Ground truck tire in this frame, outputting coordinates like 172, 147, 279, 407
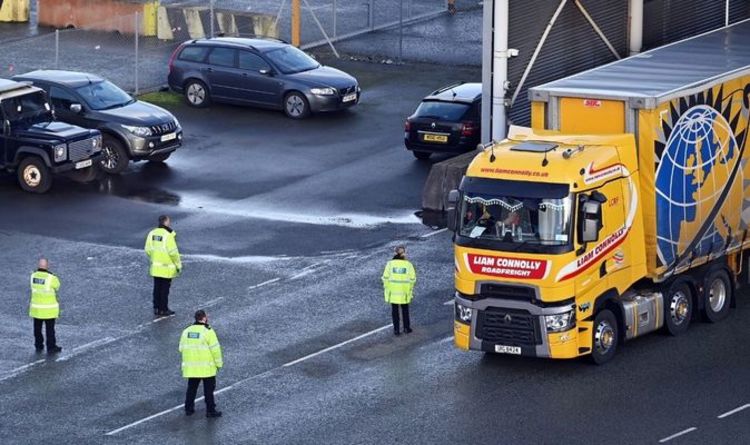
148, 152, 171, 163
590, 309, 618, 365
663, 280, 693, 336
100, 136, 130, 174
184, 79, 210, 108
412, 151, 432, 160
18, 156, 52, 193
702, 269, 732, 323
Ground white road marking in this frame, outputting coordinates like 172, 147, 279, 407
247, 277, 280, 290
282, 324, 391, 367
658, 427, 697, 443
290, 269, 316, 280
717, 404, 750, 419
421, 228, 448, 238
438, 336, 454, 344
443, 299, 455, 306
0, 337, 116, 381
197, 297, 224, 309
105, 324, 392, 435
0, 358, 46, 383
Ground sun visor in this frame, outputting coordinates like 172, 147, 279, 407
459, 177, 569, 199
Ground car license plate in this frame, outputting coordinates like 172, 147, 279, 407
75, 159, 92, 170
343, 93, 357, 102
423, 133, 448, 143
495, 345, 522, 355
161, 132, 177, 142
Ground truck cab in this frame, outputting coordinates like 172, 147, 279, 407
0, 79, 102, 193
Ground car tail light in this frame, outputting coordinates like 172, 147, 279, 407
404, 120, 411, 132
168, 44, 184, 74
461, 121, 476, 137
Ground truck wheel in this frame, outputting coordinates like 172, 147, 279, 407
185, 80, 210, 108
590, 309, 618, 365
18, 156, 52, 193
284, 92, 310, 119
100, 136, 129, 174
412, 151, 432, 160
702, 269, 732, 323
663, 280, 693, 336
148, 152, 171, 163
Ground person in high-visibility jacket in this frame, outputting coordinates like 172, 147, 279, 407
179, 310, 223, 417
144, 215, 181, 317
382, 245, 417, 336
29, 258, 62, 353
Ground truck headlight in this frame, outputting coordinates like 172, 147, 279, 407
53, 143, 67, 162
455, 303, 472, 324
122, 124, 152, 138
545, 308, 576, 333
310, 87, 336, 96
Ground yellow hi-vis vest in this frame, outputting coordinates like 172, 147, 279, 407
29, 270, 60, 319
144, 227, 182, 279
179, 323, 223, 378
381, 259, 416, 304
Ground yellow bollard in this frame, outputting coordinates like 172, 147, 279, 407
291, 0, 300, 46
0, 0, 30, 22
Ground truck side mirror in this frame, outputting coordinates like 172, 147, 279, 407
580, 199, 603, 243
446, 189, 460, 232
70, 103, 83, 114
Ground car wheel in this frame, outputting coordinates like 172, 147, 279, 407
663, 279, 693, 336
100, 136, 130, 174
284, 92, 310, 119
149, 153, 171, 163
590, 309, 618, 365
185, 80, 210, 108
67, 165, 99, 184
412, 151, 432, 160
18, 156, 52, 193
703, 269, 732, 323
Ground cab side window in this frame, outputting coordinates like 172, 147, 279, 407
239, 52, 270, 72
49, 86, 78, 112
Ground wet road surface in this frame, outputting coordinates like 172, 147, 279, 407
1, 60, 748, 444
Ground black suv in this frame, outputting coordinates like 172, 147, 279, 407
168, 37, 360, 119
14, 70, 183, 174
0, 79, 101, 193
404, 82, 481, 160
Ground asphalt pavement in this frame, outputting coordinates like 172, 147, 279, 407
1, 59, 748, 445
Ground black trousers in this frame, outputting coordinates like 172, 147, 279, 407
33, 318, 57, 350
152, 277, 172, 311
391, 303, 411, 333
185, 377, 216, 412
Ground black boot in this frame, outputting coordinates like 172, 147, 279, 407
206, 410, 223, 418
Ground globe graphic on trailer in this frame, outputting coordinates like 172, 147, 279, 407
655, 104, 740, 268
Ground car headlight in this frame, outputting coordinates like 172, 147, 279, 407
53, 143, 67, 162
92, 136, 102, 152
545, 308, 576, 333
455, 303, 472, 324
122, 124, 152, 138
310, 87, 336, 96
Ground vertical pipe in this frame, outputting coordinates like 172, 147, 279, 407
726, 0, 730, 27
210, 0, 215, 37
369, 0, 374, 31
292, 0, 301, 46
55, 29, 59, 69
134, 12, 139, 95
491, 0, 509, 140
332, 0, 337, 37
629, 0, 643, 55
480, 0, 492, 143
398, 0, 403, 61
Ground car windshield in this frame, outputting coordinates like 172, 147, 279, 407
75, 80, 134, 111
264, 46, 320, 74
415, 101, 469, 121
1, 91, 52, 123
458, 191, 573, 251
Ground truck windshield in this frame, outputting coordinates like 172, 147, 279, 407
1, 91, 52, 124
457, 180, 573, 253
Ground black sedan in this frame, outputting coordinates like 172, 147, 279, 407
14, 70, 182, 174
404, 82, 481, 160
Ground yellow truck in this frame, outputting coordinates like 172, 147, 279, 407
449, 21, 750, 364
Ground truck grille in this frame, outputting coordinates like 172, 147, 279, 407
480, 283, 535, 302
68, 137, 96, 162
150, 120, 177, 136
476, 308, 540, 346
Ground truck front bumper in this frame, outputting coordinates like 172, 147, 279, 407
453, 294, 582, 359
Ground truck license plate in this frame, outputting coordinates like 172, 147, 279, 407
161, 132, 177, 142
75, 159, 92, 170
423, 133, 448, 143
494, 345, 521, 355
343, 93, 357, 102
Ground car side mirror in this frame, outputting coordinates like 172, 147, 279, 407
446, 189, 460, 232
70, 103, 83, 114
259, 68, 273, 76
580, 198, 603, 243
2, 119, 10, 133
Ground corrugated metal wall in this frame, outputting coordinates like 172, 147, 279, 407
505, 0, 750, 126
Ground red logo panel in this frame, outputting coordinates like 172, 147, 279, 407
466, 254, 548, 280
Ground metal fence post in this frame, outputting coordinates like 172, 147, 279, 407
54, 29, 59, 69
134, 12, 139, 95
210, 0, 215, 37
398, 0, 403, 61
369, 0, 375, 30
332, 0, 337, 38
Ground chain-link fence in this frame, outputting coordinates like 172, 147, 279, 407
0, 0, 452, 93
